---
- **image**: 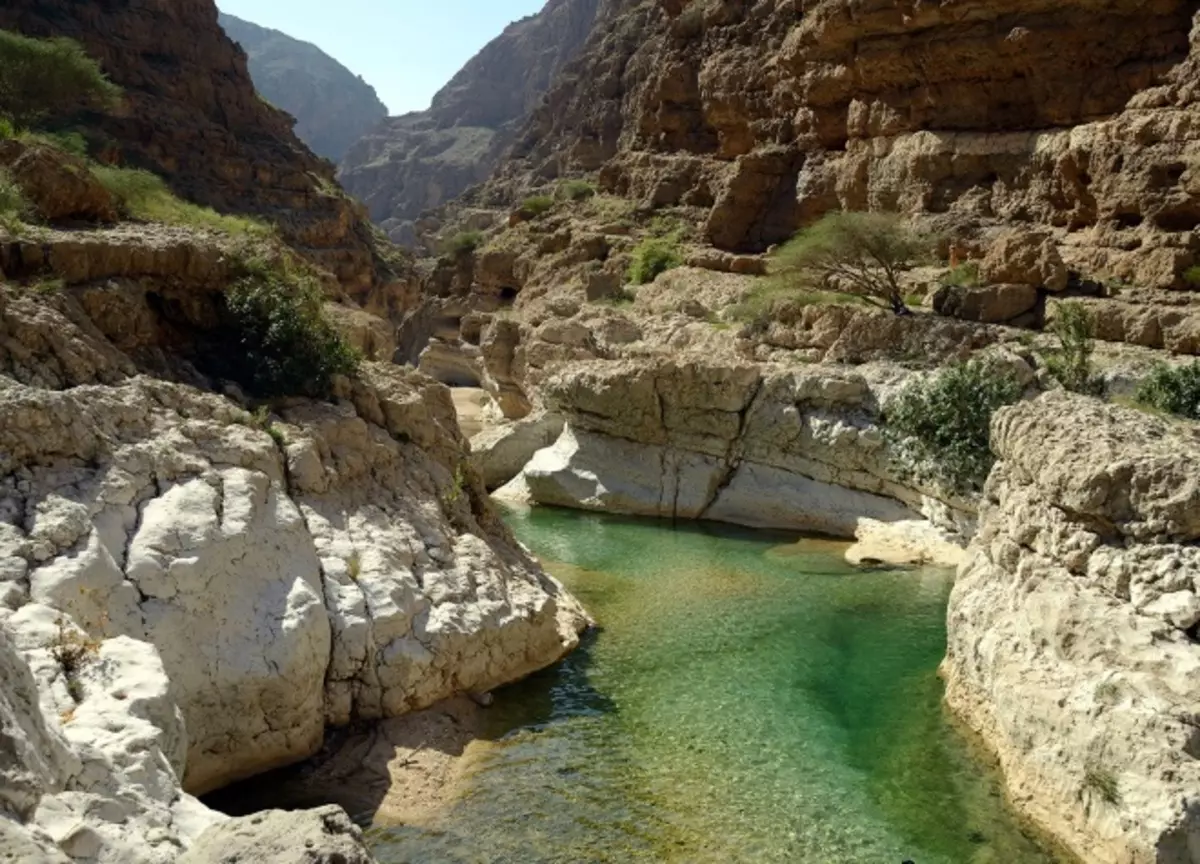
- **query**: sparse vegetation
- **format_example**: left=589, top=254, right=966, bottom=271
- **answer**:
left=444, top=229, right=483, bottom=257
left=1136, top=361, right=1200, bottom=420
left=558, top=179, right=596, bottom=202
left=885, top=358, right=1024, bottom=493
left=519, top=195, right=555, bottom=219
left=1082, top=763, right=1121, bottom=806
left=770, top=211, right=936, bottom=316
left=49, top=616, right=101, bottom=704
left=92, top=166, right=274, bottom=238
left=0, top=166, right=28, bottom=232
left=1094, top=681, right=1120, bottom=703
left=629, top=236, right=683, bottom=285
left=728, top=283, right=867, bottom=324
left=21, top=129, right=90, bottom=157
left=26, top=277, right=65, bottom=295
left=941, top=260, right=982, bottom=288
left=1043, top=301, right=1103, bottom=396
left=0, top=115, right=16, bottom=140
left=214, top=252, right=360, bottom=399
left=0, top=29, right=122, bottom=128
left=1183, top=265, right=1200, bottom=288
left=346, top=552, right=361, bottom=582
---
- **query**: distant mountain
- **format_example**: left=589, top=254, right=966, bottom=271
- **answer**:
left=338, top=0, right=601, bottom=246
left=218, top=12, right=387, bottom=163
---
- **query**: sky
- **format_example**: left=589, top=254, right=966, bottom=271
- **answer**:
left=216, top=0, right=547, bottom=115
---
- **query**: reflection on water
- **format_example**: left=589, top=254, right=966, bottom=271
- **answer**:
left=372, top=508, right=1064, bottom=864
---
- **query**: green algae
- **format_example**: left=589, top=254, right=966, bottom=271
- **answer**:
left=372, top=509, right=1064, bottom=864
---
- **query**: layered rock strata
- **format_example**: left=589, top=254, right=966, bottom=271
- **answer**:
left=944, top=392, right=1200, bottom=864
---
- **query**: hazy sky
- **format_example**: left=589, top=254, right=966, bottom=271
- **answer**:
left=216, top=0, right=547, bottom=115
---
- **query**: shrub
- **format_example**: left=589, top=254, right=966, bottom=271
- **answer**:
left=885, top=358, right=1024, bottom=493
left=558, top=179, right=596, bottom=202
left=1183, top=265, right=1200, bottom=288
left=1043, top=301, right=1103, bottom=396
left=629, top=235, right=683, bottom=285
left=520, top=195, right=555, bottom=218
left=216, top=253, right=360, bottom=399
left=1083, top=763, right=1121, bottom=806
left=92, top=165, right=272, bottom=238
left=771, top=211, right=936, bottom=316
left=0, top=167, right=28, bottom=231
left=443, top=230, right=483, bottom=257
left=0, top=29, right=122, bottom=128
left=941, top=260, right=981, bottom=288
left=27, top=129, right=90, bottom=157
left=1136, top=361, right=1200, bottom=420
left=0, top=116, right=15, bottom=140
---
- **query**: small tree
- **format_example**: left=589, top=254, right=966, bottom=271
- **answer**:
left=885, top=358, right=1024, bottom=493
left=1043, top=301, right=1103, bottom=396
left=771, top=212, right=935, bottom=316
left=0, top=29, right=121, bottom=128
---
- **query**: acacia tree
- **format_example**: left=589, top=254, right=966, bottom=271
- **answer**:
left=0, top=29, right=121, bottom=128
left=770, top=211, right=935, bottom=316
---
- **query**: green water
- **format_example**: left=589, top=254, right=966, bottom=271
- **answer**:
left=373, top=508, right=1062, bottom=864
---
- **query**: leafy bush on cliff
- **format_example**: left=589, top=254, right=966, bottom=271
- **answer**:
left=772, top=212, right=935, bottom=316
left=1043, top=301, right=1102, bottom=396
left=444, top=230, right=483, bottom=257
left=217, top=253, right=360, bottom=399
left=93, top=166, right=273, bottom=238
left=520, top=195, right=555, bottom=219
left=1136, top=362, right=1200, bottom=420
left=0, top=167, right=28, bottom=232
left=885, top=358, right=1024, bottom=493
left=629, top=236, right=683, bottom=285
left=558, top=179, right=596, bottom=202
left=0, top=29, right=122, bottom=128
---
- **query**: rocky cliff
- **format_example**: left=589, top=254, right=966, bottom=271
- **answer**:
left=218, top=13, right=388, bottom=164
left=338, top=0, right=601, bottom=247
left=0, top=0, right=398, bottom=299
left=492, top=0, right=1200, bottom=285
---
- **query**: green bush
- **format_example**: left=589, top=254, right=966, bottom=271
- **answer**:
left=1044, top=301, right=1102, bottom=396
left=941, top=261, right=981, bottom=288
left=0, top=167, right=28, bottom=232
left=1183, top=265, right=1200, bottom=288
left=0, top=116, right=15, bottom=140
left=0, top=29, right=121, bottom=128
left=885, top=358, right=1024, bottom=493
left=443, top=230, right=483, bottom=257
left=520, top=195, right=555, bottom=218
left=92, top=165, right=272, bottom=238
left=26, top=129, right=89, bottom=157
left=557, top=179, right=596, bottom=202
left=215, top=254, right=360, bottom=399
left=629, top=236, right=683, bottom=285
left=1136, top=362, right=1200, bottom=420
left=771, top=211, right=935, bottom=316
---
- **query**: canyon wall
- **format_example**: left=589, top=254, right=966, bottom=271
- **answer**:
left=338, top=0, right=601, bottom=247
left=218, top=13, right=388, bottom=164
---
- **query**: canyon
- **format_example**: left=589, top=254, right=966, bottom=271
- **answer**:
left=2, top=0, right=1200, bottom=862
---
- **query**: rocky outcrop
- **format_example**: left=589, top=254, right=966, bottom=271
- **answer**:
left=471, top=410, right=565, bottom=490
left=944, top=392, right=1200, bottom=863
left=0, top=1, right=399, bottom=298
left=338, top=0, right=601, bottom=246
left=179, top=806, right=374, bottom=864
left=218, top=14, right=388, bottom=164
left=511, top=357, right=974, bottom=539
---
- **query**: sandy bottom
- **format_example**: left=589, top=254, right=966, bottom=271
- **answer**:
left=205, top=696, right=489, bottom=827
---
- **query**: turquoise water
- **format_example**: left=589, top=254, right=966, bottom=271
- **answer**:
left=373, top=508, right=1063, bottom=864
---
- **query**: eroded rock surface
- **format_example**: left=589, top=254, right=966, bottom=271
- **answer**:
left=944, top=392, right=1200, bottom=864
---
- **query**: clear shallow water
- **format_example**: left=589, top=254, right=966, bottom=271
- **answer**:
left=373, top=508, right=1063, bottom=864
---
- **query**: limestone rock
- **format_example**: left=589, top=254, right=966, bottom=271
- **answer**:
left=471, top=410, right=565, bottom=490
left=845, top=518, right=968, bottom=568
left=944, top=392, right=1200, bottom=863
left=981, top=229, right=1069, bottom=292
left=932, top=282, right=1039, bottom=324
left=179, top=805, right=374, bottom=864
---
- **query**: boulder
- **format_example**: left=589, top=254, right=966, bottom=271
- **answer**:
left=179, top=806, right=375, bottom=864
left=981, top=229, right=1068, bottom=291
left=0, top=141, right=117, bottom=224
left=932, top=282, right=1038, bottom=324
left=471, top=410, right=566, bottom=490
